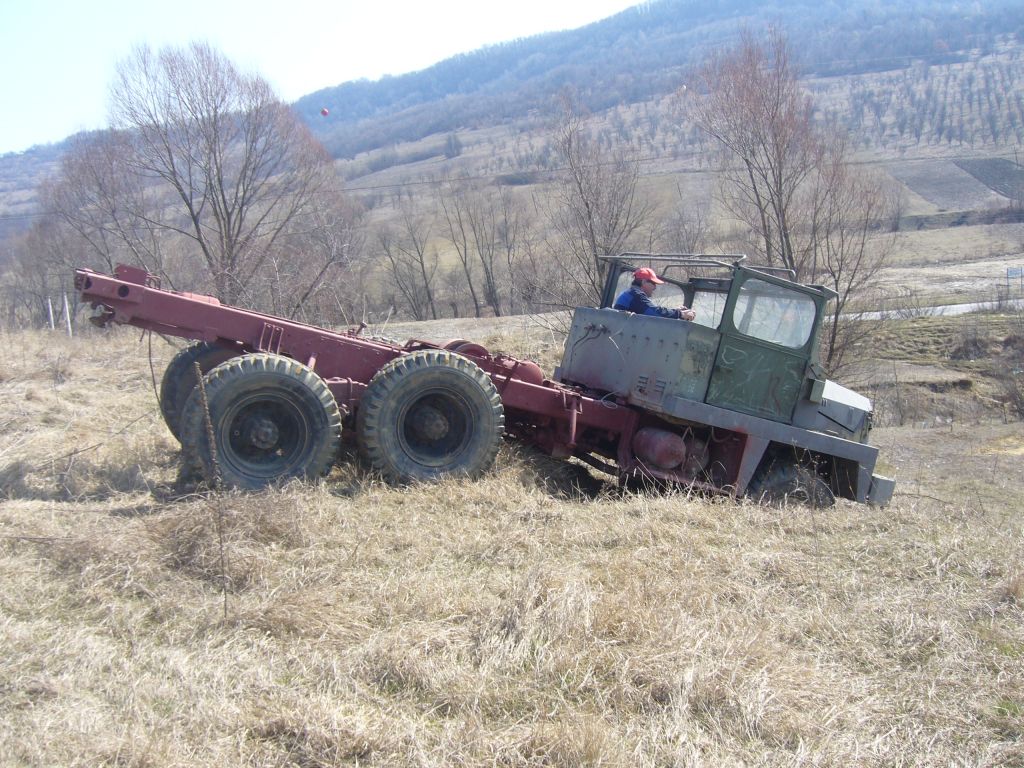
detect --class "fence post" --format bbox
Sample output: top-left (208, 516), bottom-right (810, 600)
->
top-left (63, 293), bottom-right (73, 338)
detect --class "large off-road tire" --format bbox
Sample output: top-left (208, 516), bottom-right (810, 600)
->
top-left (160, 342), bottom-right (239, 441)
top-left (748, 462), bottom-right (836, 508)
top-left (179, 353), bottom-right (342, 490)
top-left (357, 349), bottom-right (504, 484)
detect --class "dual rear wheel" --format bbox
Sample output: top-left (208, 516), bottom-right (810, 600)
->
top-left (162, 347), bottom-right (504, 489)
top-left (159, 342), bottom-right (238, 440)
top-left (358, 349), bottom-right (505, 484)
top-left (178, 353), bottom-right (343, 490)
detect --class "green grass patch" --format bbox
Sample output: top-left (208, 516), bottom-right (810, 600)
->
top-left (866, 313), bottom-right (1023, 363)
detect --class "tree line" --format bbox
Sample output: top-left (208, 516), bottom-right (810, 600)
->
top-left (2, 33), bottom-right (900, 376)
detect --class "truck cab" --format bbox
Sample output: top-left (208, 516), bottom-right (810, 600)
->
top-left (555, 254), bottom-right (893, 505)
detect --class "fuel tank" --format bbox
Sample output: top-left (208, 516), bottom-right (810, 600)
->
top-left (632, 427), bottom-right (687, 470)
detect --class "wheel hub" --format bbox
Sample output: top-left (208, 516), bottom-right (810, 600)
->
top-left (238, 415), bottom-right (280, 450)
top-left (409, 404), bottom-right (450, 442)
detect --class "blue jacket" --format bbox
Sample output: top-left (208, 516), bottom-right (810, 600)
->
top-left (613, 285), bottom-right (683, 319)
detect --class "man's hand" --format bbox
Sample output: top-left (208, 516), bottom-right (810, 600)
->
top-left (679, 308), bottom-right (696, 321)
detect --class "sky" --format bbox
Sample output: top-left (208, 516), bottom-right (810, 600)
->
top-left (0, 0), bottom-right (640, 155)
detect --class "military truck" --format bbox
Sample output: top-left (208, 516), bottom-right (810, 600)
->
top-left (74, 255), bottom-right (893, 506)
top-left (553, 254), bottom-right (894, 506)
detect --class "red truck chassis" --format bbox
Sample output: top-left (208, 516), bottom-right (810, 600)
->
top-left (77, 264), bottom-right (714, 488)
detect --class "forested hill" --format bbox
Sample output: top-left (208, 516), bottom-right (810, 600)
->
top-left (295, 0), bottom-right (1023, 159)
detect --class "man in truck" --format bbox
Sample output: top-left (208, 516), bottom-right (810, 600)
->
top-left (613, 267), bottom-right (697, 321)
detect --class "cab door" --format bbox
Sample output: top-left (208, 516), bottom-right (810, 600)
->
top-left (705, 269), bottom-right (824, 424)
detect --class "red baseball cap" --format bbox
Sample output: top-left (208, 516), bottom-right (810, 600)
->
top-left (634, 267), bottom-right (664, 284)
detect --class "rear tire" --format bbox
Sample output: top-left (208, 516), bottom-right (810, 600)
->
top-left (179, 353), bottom-right (342, 490)
top-left (160, 342), bottom-right (238, 441)
top-left (748, 462), bottom-right (836, 508)
top-left (357, 349), bottom-right (504, 484)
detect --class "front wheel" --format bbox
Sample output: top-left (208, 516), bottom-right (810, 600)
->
top-left (179, 353), bottom-right (342, 490)
top-left (748, 462), bottom-right (836, 508)
top-left (357, 349), bottom-right (504, 484)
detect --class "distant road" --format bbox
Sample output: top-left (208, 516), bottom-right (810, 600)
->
top-left (855, 297), bottom-right (1024, 321)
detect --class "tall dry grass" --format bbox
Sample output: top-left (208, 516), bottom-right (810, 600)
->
top-left (1, 327), bottom-right (1022, 766)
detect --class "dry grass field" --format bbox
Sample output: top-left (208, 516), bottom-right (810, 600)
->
top-left (1, 325), bottom-right (1023, 767)
top-left (887, 160), bottom-right (1008, 213)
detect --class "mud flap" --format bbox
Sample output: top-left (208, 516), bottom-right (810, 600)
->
top-left (867, 474), bottom-right (895, 506)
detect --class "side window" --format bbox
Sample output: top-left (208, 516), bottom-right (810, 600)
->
top-left (732, 278), bottom-right (816, 349)
top-left (650, 282), bottom-right (686, 310)
top-left (689, 290), bottom-right (727, 329)
top-left (611, 270), bottom-right (634, 305)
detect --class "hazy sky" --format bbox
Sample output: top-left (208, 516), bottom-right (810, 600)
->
top-left (0, 0), bottom-right (639, 155)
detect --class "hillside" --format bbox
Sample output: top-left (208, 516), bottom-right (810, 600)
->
top-left (3, 3), bottom-right (1024, 758)
top-left (297, 0), bottom-right (1024, 160)
top-left (2, 0), bottom-right (1022, 227)
top-left (0, 317), bottom-right (1022, 765)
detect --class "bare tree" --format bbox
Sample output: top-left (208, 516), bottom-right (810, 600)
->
top-left (438, 181), bottom-right (484, 317)
top-left (3, 218), bottom-right (94, 328)
top-left (39, 131), bottom-right (176, 284)
top-left (495, 186), bottom-right (530, 315)
top-left (440, 179), bottom-right (526, 317)
top-left (540, 93), bottom-right (656, 307)
top-left (108, 42), bottom-right (333, 303)
top-left (278, 190), bottom-right (368, 324)
top-left (2, 230), bottom-right (58, 328)
top-left (687, 28), bottom-right (822, 276)
top-left (686, 30), bottom-right (899, 375)
top-left (810, 132), bottom-right (900, 372)
top-left (660, 181), bottom-right (710, 254)
top-left (376, 203), bottom-right (439, 321)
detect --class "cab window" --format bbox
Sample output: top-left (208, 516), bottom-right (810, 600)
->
top-left (610, 269), bottom-right (686, 311)
top-left (732, 278), bottom-right (816, 349)
top-left (689, 289), bottom-right (727, 329)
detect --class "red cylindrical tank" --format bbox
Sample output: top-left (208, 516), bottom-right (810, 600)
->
top-left (444, 339), bottom-right (489, 358)
top-left (632, 427), bottom-right (687, 470)
top-left (507, 359), bottom-right (544, 386)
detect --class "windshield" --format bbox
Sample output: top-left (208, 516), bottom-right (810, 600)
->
top-left (732, 278), bottom-right (817, 349)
